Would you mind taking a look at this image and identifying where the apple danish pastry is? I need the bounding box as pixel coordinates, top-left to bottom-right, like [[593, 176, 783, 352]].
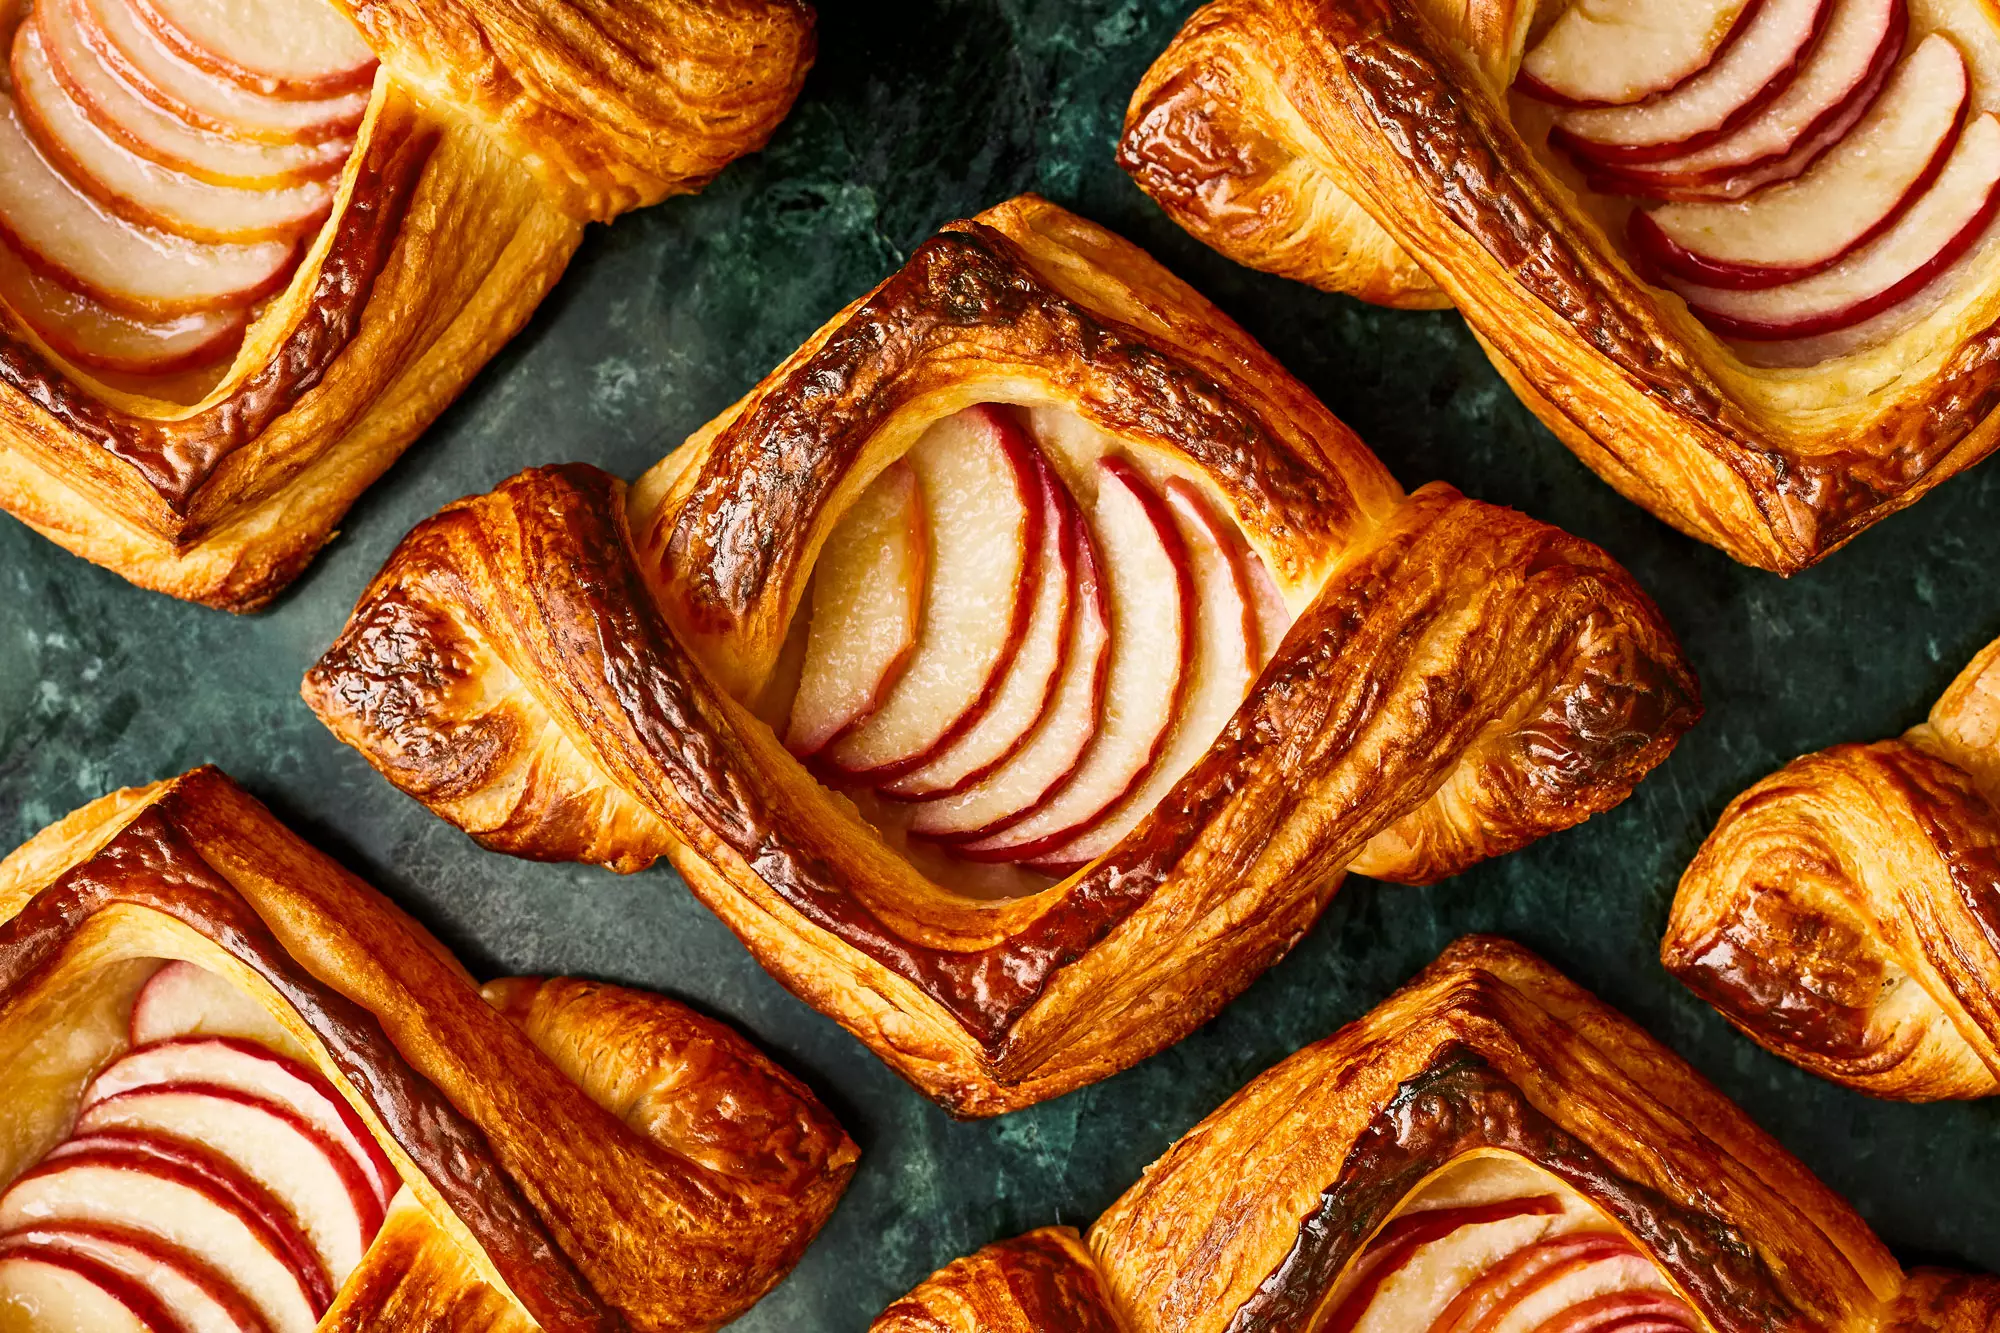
[[302, 193, 1699, 1117], [872, 937, 2000, 1333], [0, 765, 857, 1331], [1122, 0, 2000, 572], [0, 0, 813, 609], [1665, 636, 2000, 1100]]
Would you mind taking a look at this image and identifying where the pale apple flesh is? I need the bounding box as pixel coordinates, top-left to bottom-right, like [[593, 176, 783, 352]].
[[14, 19, 335, 244], [884, 446, 1079, 800], [784, 459, 927, 758], [1018, 474, 1260, 874], [1632, 33, 1966, 287], [0, 1248, 178, 1333], [1317, 1156, 1698, 1333], [0, 961, 395, 1333], [1552, 0, 1832, 160], [823, 405, 1041, 781], [1668, 111, 2000, 338], [1587, 0, 1905, 197], [130, 0, 375, 100], [0, 236, 246, 374], [39, 0, 353, 189], [1518, 0, 1758, 108]]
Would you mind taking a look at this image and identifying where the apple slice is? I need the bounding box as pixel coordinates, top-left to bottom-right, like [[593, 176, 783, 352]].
[[129, 0, 376, 101], [1020, 476, 1263, 873], [1518, 0, 1760, 108], [85, 1038, 397, 1213], [822, 406, 1041, 780], [0, 1226, 269, 1333], [905, 504, 1111, 840], [1529, 1291, 1697, 1333], [78, 1087, 380, 1286], [1430, 1233, 1641, 1333], [1631, 34, 1966, 288], [14, 20, 334, 244], [884, 449, 1078, 800], [0, 95, 295, 316], [783, 460, 926, 757], [1, 1148, 322, 1330], [955, 458, 1191, 863], [1588, 0, 1904, 198], [1552, 0, 1831, 163], [0, 1248, 178, 1333], [130, 962, 302, 1056], [0, 237, 244, 373], [1321, 1196, 1568, 1331], [1469, 1249, 1678, 1333], [78, 0, 368, 145], [1670, 111, 2000, 338], [39, 0, 352, 188]]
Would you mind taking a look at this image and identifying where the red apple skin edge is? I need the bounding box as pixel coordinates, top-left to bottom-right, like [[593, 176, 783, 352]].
[[947, 455, 1198, 866], [126, 0, 376, 103], [818, 404, 1047, 786], [1316, 1196, 1567, 1333], [0, 1243, 185, 1332], [1548, 0, 1837, 168], [1626, 71, 1960, 287], [1695, 174, 2000, 340], [30, 1137, 335, 1310], [1585, 1, 1906, 201], [85, 1034, 400, 1209], [1515, 0, 1771, 109], [0, 1222, 274, 1333]]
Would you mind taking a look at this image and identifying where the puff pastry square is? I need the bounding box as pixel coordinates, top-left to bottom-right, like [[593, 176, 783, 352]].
[[1121, 0, 2000, 572], [303, 193, 1698, 1116], [0, 765, 856, 1331], [0, 0, 813, 609], [1667, 636, 2000, 1100], [873, 937, 2000, 1333]]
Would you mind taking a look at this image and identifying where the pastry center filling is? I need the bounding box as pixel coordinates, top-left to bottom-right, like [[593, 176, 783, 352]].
[[767, 403, 1293, 892], [0, 961, 393, 1332], [1316, 1155, 1699, 1333], [0, 0, 374, 400], [1515, 0, 2000, 367]]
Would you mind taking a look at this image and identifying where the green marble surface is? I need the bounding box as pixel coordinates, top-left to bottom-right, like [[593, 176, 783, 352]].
[[6, 1, 2000, 1325]]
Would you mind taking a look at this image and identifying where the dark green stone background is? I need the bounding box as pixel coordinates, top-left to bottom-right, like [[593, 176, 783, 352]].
[[4, 1, 1997, 1325]]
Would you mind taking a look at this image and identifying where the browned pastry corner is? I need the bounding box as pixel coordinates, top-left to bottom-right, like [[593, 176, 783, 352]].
[[1120, 0, 2000, 573], [0, 765, 857, 1331], [0, 0, 813, 611], [1666, 637, 2000, 1101], [871, 936, 2000, 1333], [302, 192, 1698, 1117]]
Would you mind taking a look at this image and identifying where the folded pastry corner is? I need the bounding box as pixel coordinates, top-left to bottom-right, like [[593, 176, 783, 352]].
[[304, 192, 1699, 1116], [873, 935, 2000, 1333], [1666, 636, 2000, 1101], [0, 0, 814, 609], [1121, 0, 2000, 572], [0, 764, 857, 1331]]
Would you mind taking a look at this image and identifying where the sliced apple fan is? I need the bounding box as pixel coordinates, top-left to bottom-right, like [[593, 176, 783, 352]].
[[1522, 0, 2000, 354], [783, 405, 1290, 877], [0, 961, 395, 1333], [0, 0, 373, 378]]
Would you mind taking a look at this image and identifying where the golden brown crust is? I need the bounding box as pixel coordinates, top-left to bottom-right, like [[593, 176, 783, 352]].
[[0, 0, 814, 609], [304, 195, 1696, 1116], [1120, 0, 2000, 573], [881, 938, 1949, 1333], [0, 766, 857, 1332], [1665, 640, 2000, 1100], [870, 1228, 1126, 1333]]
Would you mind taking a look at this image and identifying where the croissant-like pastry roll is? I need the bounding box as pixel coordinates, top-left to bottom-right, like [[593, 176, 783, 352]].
[[1121, 0, 2000, 573], [0, 0, 812, 609], [302, 192, 1698, 1117], [0, 765, 857, 1331], [871, 936, 2000, 1333], [1664, 637, 2000, 1100]]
